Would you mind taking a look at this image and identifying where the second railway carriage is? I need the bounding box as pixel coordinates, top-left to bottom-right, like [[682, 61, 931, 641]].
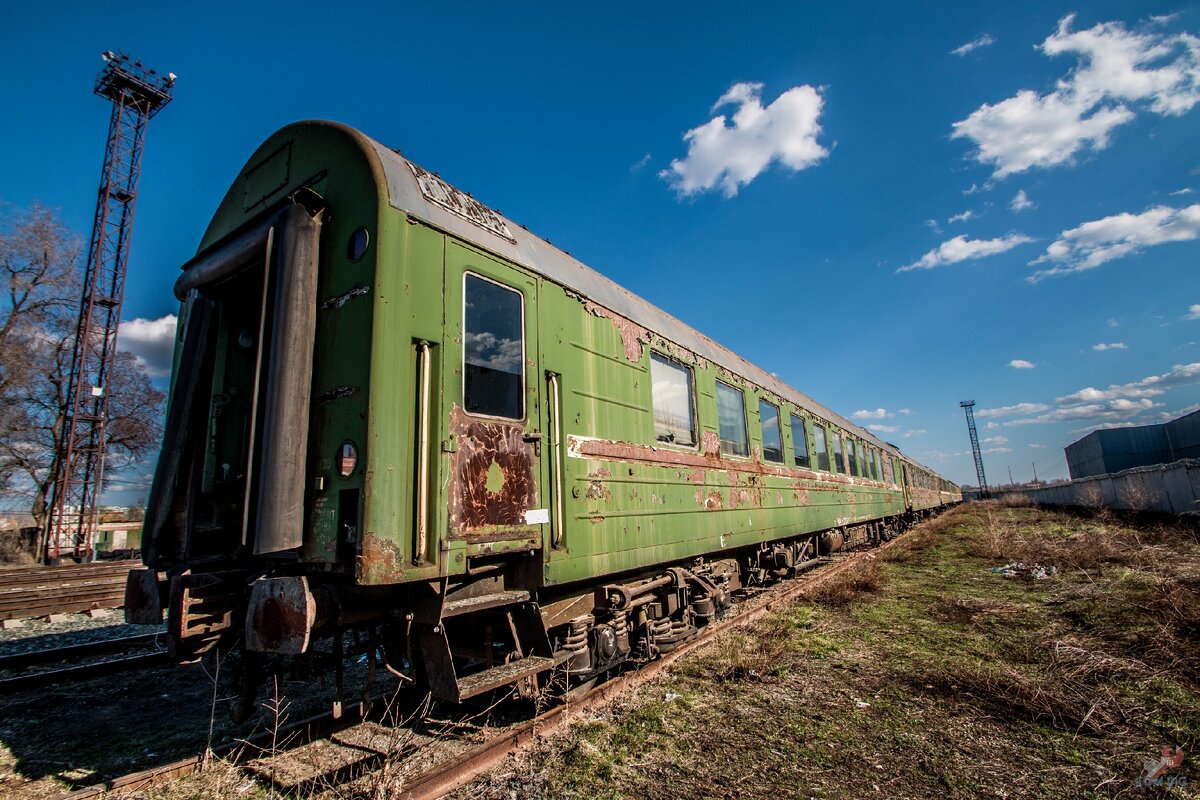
[[129, 121, 959, 707]]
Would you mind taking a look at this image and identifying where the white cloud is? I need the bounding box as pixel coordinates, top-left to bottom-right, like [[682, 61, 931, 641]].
[[1009, 359, 1036, 369], [902, 429, 926, 438], [1092, 342, 1127, 350], [925, 219, 943, 234], [852, 408, 893, 420], [951, 15, 1200, 178], [1187, 304, 1200, 320], [1056, 362, 1200, 404], [1008, 397, 1158, 425], [1029, 203, 1200, 281], [1170, 188, 1194, 195], [985, 446, 1013, 454], [985, 421, 1001, 430], [660, 82, 828, 198], [117, 314, 177, 377], [949, 210, 975, 223], [1029, 443, 1047, 448], [897, 233, 1035, 272], [869, 424, 901, 434], [1010, 190, 1035, 211], [631, 153, 651, 172], [983, 435, 1009, 445], [978, 402, 1050, 418], [898, 409, 913, 415], [952, 34, 997, 57], [1107, 318, 1121, 328]]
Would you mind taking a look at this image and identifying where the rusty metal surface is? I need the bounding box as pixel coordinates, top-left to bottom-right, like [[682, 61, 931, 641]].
[[448, 404, 538, 534], [245, 576, 316, 655]]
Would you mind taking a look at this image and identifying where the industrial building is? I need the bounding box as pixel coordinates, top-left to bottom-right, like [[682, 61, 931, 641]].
[[1066, 409, 1200, 479]]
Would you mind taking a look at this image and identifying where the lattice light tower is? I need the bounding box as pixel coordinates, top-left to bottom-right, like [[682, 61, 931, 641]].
[[960, 400, 989, 498], [46, 52, 174, 561]]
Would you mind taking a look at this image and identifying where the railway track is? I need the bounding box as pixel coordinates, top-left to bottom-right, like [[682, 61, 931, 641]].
[[0, 561, 137, 621], [51, 523, 924, 800], [0, 633, 168, 694]]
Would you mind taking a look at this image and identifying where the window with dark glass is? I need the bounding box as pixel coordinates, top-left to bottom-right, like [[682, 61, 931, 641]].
[[831, 432, 844, 474], [650, 353, 696, 447], [847, 437, 858, 475], [813, 425, 829, 471], [463, 273, 524, 419], [857, 442, 867, 479], [790, 414, 810, 468], [716, 381, 749, 457], [759, 400, 783, 463]]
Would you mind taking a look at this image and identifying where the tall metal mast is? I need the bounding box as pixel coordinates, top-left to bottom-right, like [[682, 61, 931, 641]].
[[960, 400, 989, 498], [45, 52, 174, 561]]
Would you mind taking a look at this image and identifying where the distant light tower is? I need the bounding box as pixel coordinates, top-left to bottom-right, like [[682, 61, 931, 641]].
[[45, 52, 174, 562], [960, 400, 989, 498]]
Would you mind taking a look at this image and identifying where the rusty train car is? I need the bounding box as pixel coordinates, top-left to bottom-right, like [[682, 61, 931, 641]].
[[127, 121, 960, 707]]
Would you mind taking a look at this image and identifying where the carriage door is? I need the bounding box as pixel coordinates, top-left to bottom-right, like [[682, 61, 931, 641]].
[[442, 242, 547, 558]]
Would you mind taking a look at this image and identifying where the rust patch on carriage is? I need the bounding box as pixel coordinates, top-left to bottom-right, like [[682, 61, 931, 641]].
[[585, 480, 612, 502], [702, 431, 721, 458], [582, 301, 651, 362], [696, 488, 723, 510], [448, 405, 538, 533], [688, 469, 706, 484], [358, 531, 408, 584]]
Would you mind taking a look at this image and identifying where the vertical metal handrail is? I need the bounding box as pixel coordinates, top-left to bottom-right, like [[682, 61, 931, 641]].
[[415, 340, 432, 564], [242, 227, 275, 546], [548, 372, 565, 548]]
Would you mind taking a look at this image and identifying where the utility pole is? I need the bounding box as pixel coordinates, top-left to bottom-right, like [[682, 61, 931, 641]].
[[1007, 466, 1014, 486], [1032, 462, 1039, 485], [960, 400, 989, 498], [44, 52, 174, 562]]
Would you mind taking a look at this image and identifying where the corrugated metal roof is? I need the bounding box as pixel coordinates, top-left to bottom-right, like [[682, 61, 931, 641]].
[[333, 124, 939, 475]]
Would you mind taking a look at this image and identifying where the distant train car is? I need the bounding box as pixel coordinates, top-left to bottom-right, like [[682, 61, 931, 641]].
[[128, 121, 959, 708]]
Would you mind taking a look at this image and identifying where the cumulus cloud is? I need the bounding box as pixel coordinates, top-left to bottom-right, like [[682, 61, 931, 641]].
[[898, 409, 913, 415], [117, 315, 177, 377], [1171, 188, 1194, 195], [1028, 203, 1200, 281], [951, 15, 1200, 178], [1092, 342, 1127, 350], [1010, 190, 1035, 211], [869, 424, 901, 434], [949, 210, 975, 223], [1187, 303, 1200, 320], [902, 429, 926, 438], [1000, 362, 1200, 426], [1009, 359, 1036, 369], [977, 402, 1051, 418], [952, 34, 997, 57], [897, 233, 1035, 272], [983, 435, 1009, 445], [1029, 443, 1047, 448], [852, 408, 893, 420], [660, 82, 828, 198], [1056, 362, 1200, 404]]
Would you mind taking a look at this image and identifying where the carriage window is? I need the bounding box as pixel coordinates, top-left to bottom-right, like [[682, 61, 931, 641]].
[[871, 449, 880, 480], [846, 437, 858, 475], [650, 353, 696, 447], [716, 381, 749, 457], [857, 442, 867, 478], [831, 432, 844, 474], [813, 425, 829, 471], [790, 414, 810, 468], [463, 273, 524, 419], [759, 400, 783, 463]]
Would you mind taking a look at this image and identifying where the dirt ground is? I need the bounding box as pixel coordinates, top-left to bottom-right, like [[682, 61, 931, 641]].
[[454, 502, 1200, 800]]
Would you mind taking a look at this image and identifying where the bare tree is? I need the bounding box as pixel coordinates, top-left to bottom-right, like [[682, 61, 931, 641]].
[[0, 202, 165, 535]]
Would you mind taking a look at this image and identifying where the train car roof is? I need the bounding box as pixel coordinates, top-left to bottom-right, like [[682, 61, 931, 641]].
[[308, 121, 951, 482]]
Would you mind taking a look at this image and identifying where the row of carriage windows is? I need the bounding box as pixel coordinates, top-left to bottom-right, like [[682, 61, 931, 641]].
[[461, 274, 918, 489], [652, 352, 898, 482]]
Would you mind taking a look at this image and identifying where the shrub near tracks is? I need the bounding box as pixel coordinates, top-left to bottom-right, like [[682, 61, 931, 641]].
[[454, 504, 1200, 800]]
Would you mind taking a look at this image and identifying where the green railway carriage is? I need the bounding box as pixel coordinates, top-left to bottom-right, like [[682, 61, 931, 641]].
[[130, 121, 959, 705]]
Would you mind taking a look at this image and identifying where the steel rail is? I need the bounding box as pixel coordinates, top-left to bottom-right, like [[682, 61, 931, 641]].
[[48, 523, 924, 800], [0, 651, 169, 694], [0, 632, 162, 673]]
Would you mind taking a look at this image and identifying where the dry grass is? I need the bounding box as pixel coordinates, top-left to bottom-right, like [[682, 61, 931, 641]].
[[807, 558, 885, 606]]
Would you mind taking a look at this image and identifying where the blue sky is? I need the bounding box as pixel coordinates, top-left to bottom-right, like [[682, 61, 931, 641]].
[[2, 1, 1199, 498]]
